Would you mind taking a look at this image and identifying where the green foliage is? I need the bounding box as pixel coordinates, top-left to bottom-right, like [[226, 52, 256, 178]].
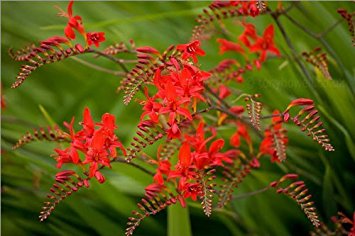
[[2, 1, 354, 236]]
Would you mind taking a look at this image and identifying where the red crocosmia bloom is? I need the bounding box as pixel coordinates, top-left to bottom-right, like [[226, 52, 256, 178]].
[[217, 38, 245, 55], [152, 160, 171, 185], [177, 194, 187, 208], [176, 40, 205, 63], [230, 121, 251, 147], [185, 121, 216, 152], [54, 147, 81, 168], [236, 75, 243, 83], [218, 85, 231, 99], [94, 171, 105, 183], [208, 139, 233, 166], [289, 98, 314, 106], [84, 129, 112, 178], [136, 46, 160, 55], [55, 170, 77, 183], [179, 143, 192, 169], [87, 32, 105, 47], [174, 65, 209, 104], [211, 0, 238, 8], [283, 98, 314, 118], [238, 1, 260, 17], [54, 107, 125, 183], [59, 0, 86, 40], [166, 123, 181, 140], [254, 59, 262, 70], [229, 106, 244, 115], [259, 110, 287, 162], [250, 25, 281, 62], [140, 88, 162, 123], [179, 180, 203, 201], [145, 183, 166, 198], [82, 107, 95, 135], [41, 36, 70, 47], [250, 157, 260, 168], [98, 113, 116, 134]]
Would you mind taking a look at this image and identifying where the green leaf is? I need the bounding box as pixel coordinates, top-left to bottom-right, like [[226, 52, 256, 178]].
[[38, 104, 57, 127], [322, 165, 337, 219], [168, 204, 192, 236]]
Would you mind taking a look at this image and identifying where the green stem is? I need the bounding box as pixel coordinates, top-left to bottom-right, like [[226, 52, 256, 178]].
[[270, 11, 321, 102], [71, 57, 125, 76], [87, 48, 130, 73], [283, 13, 355, 94]]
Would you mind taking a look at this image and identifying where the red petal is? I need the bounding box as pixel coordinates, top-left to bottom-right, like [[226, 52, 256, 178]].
[[179, 143, 191, 168], [89, 162, 98, 178], [230, 131, 241, 147], [264, 25, 274, 38], [290, 98, 314, 106], [209, 139, 225, 154], [153, 171, 164, 185], [94, 171, 105, 183], [67, 0, 74, 17], [64, 24, 76, 39]]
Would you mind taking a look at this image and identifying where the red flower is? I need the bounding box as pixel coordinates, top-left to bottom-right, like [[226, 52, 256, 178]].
[[136, 46, 160, 55], [217, 38, 245, 54], [177, 40, 206, 63], [55, 146, 81, 168], [55, 170, 77, 183], [230, 121, 251, 147], [87, 32, 105, 47], [166, 123, 182, 139], [218, 85, 231, 100], [152, 160, 171, 185], [238, 0, 260, 17], [58, 0, 86, 40], [41, 36, 70, 47], [54, 107, 125, 183], [178, 179, 203, 201], [250, 25, 280, 62], [145, 183, 166, 198], [140, 88, 162, 123], [259, 110, 287, 162], [229, 106, 244, 115], [283, 98, 314, 120]]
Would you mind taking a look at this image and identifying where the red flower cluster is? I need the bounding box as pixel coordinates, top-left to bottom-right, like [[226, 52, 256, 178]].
[[176, 40, 206, 63], [140, 54, 210, 139], [211, 0, 261, 17], [230, 121, 251, 148], [217, 23, 280, 65], [57, 0, 105, 47], [54, 108, 126, 183], [259, 110, 288, 162], [146, 122, 237, 207]]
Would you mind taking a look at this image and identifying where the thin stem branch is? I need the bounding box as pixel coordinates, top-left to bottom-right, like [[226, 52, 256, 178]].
[[270, 10, 321, 102], [71, 57, 125, 76], [204, 84, 231, 109], [260, 113, 283, 120], [87, 49, 130, 73], [113, 158, 154, 176], [282, 10, 355, 93], [284, 13, 342, 39], [319, 19, 342, 38], [233, 186, 270, 200]]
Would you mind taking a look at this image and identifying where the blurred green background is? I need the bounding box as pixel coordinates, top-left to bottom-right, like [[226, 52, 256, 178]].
[[1, 1, 354, 235]]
